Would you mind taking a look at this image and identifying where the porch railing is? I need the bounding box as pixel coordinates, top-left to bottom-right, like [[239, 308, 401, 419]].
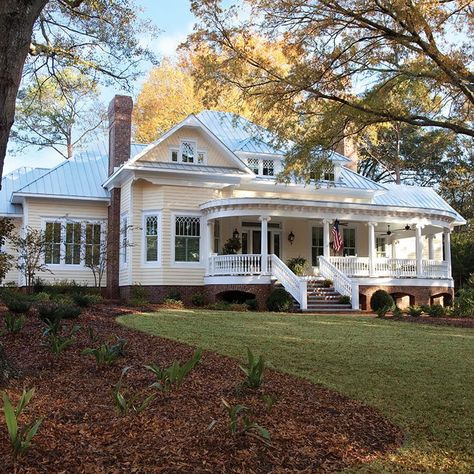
[[329, 256, 449, 279], [209, 254, 262, 276], [319, 256, 359, 309]]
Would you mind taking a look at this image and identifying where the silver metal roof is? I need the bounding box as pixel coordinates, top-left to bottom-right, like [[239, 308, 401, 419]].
[[130, 160, 246, 175], [0, 167, 50, 215], [339, 167, 385, 191]]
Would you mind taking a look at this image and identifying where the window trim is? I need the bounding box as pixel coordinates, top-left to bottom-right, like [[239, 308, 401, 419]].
[[64, 221, 82, 265], [342, 227, 357, 257], [44, 220, 62, 266], [41, 217, 105, 269], [171, 211, 204, 267], [141, 210, 162, 267]]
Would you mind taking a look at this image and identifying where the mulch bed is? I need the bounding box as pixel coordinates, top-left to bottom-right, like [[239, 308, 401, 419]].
[[381, 314, 474, 328], [0, 304, 403, 473]]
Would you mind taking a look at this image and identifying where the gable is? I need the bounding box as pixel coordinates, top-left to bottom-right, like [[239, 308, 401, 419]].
[[135, 125, 244, 169]]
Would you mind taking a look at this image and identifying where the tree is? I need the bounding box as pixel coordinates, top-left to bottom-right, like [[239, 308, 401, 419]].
[[0, 0, 155, 181], [0, 218, 15, 284], [188, 0, 474, 153], [12, 69, 103, 158], [10, 227, 51, 290]]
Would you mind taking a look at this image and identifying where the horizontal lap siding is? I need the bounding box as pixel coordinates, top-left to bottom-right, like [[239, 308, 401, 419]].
[[130, 182, 219, 286], [25, 198, 108, 286], [119, 179, 132, 286]]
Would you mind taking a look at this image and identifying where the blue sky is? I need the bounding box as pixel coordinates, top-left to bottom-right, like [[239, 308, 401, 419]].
[[4, 0, 196, 174]]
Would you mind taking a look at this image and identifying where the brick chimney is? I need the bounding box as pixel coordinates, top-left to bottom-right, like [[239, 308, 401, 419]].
[[107, 95, 133, 299], [108, 95, 133, 175], [335, 136, 358, 171]]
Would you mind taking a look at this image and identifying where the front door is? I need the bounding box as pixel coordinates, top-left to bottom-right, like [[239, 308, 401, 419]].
[[251, 230, 281, 257]]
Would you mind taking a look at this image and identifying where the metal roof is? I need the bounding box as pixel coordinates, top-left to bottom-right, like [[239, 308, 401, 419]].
[[0, 167, 50, 215], [374, 183, 465, 223], [130, 160, 246, 175], [12, 143, 146, 201], [339, 167, 385, 191]]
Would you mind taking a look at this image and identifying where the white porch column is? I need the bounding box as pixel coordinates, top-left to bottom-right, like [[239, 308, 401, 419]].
[[416, 225, 424, 277], [205, 219, 213, 274], [368, 222, 376, 277], [323, 219, 330, 259], [443, 228, 452, 276], [260, 216, 270, 273], [428, 235, 435, 260], [391, 237, 397, 259]]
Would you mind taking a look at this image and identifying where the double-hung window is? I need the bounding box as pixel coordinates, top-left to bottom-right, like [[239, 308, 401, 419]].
[[65, 222, 81, 265], [144, 214, 159, 263], [85, 223, 101, 266], [175, 215, 200, 262], [45, 222, 61, 264], [376, 237, 387, 258], [343, 228, 356, 256]]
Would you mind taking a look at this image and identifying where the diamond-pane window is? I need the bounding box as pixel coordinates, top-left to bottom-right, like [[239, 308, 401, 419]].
[[262, 159, 274, 176], [145, 215, 159, 262], [175, 216, 200, 262], [248, 158, 259, 174]]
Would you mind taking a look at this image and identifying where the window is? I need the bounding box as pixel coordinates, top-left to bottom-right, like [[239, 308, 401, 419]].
[[343, 228, 356, 256], [376, 237, 387, 258], [145, 215, 159, 262], [248, 158, 259, 174], [262, 159, 274, 176], [197, 151, 206, 164], [45, 222, 61, 264], [323, 172, 335, 181], [171, 149, 178, 162], [311, 226, 324, 266], [181, 141, 195, 163], [65, 222, 81, 265], [85, 223, 101, 266], [213, 219, 220, 253], [121, 216, 128, 264], [175, 215, 200, 262]]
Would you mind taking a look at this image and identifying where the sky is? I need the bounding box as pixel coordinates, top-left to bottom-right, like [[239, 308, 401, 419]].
[[3, 0, 196, 175]]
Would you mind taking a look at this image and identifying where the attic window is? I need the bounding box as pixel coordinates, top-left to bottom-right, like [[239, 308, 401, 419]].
[[197, 151, 206, 164], [323, 172, 335, 181], [247, 157, 276, 176], [262, 159, 274, 176], [171, 149, 178, 162], [247, 158, 259, 174], [181, 141, 196, 163]]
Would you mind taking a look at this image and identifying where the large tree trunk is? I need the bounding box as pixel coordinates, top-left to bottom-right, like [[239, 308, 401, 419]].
[[0, 1, 48, 184]]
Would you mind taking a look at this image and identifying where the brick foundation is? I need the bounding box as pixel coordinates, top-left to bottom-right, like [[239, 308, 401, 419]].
[[120, 284, 273, 309], [359, 285, 454, 310]]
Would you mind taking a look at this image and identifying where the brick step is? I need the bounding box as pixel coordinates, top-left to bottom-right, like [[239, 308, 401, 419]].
[[306, 304, 353, 310], [307, 296, 344, 302]]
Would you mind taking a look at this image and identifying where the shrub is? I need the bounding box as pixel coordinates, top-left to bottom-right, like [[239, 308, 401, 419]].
[[163, 298, 184, 309], [191, 292, 206, 307], [420, 304, 431, 314], [339, 295, 351, 304], [228, 303, 249, 312], [240, 348, 265, 388], [407, 305, 423, 317], [82, 337, 127, 365], [245, 298, 258, 311], [37, 302, 61, 323], [3, 313, 26, 334], [72, 293, 101, 308], [129, 284, 149, 307], [145, 348, 202, 391], [322, 279, 333, 288], [209, 300, 230, 311], [427, 304, 446, 318], [392, 306, 403, 318], [55, 304, 82, 320], [3, 297, 32, 315], [287, 257, 307, 276], [452, 287, 474, 318], [370, 290, 394, 317], [34, 292, 50, 302], [1, 389, 43, 458], [267, 288, 293, 312], [166, 290, 182, 301]]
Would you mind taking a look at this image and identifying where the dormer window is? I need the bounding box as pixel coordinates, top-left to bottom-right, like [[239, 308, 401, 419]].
[[247, 157, 276, 176]]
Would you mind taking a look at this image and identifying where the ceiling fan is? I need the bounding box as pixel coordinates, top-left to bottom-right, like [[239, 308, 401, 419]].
[[377, 224, 412, 236]]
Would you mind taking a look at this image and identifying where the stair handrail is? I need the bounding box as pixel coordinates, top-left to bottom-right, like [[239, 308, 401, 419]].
[[319, 256, 359, 310], [270, 254, 307, 310]]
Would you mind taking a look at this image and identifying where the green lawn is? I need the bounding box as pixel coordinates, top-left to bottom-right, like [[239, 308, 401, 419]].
[[118, 310, 474, 473]]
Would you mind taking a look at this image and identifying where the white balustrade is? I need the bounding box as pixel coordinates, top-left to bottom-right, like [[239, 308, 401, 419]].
[[209, 254, 262, 276], [270, 254, 307, 309], [422, 260, 449, 279], [319, 256, 359, 309]]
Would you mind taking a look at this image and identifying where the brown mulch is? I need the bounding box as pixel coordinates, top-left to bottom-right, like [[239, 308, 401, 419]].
[[381, 314, 474, 328], [0, 305, 403, 473]]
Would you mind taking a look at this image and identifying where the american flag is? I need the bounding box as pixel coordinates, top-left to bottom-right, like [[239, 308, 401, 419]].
[[332, 220, 344, 253]]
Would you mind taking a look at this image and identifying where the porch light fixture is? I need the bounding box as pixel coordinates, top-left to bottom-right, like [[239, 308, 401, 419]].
[[288, 231, 295, 245], [405, 224, 411, 231], [386, 225, 392, 236], [232, 228, 240, 239]]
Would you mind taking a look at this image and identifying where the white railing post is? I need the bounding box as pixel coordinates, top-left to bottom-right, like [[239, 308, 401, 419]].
[[351, 283, 359, 310], [260, 216, 270, 274], [323, 219, 331, 259], [416, 225, 424, 277], [443, 227, 452, 278], [205, 219, 213, 274], [368, 222, 376, 277], [300, 279, 308, 311]]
